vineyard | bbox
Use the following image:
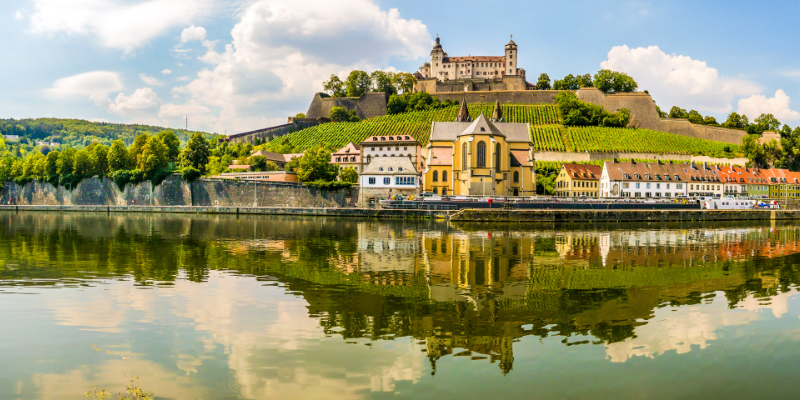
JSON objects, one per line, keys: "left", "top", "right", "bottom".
{"left": 530, "top": 125, "right": 565, "bottom": 151}
{"left": 563, "top": 127, "right": 739, "bottom": 156}
{"left": 264, "top": 103, "right": 559, "bottom": 152}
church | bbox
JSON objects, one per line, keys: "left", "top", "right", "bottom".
{"left": 423, "top": 101, "right": 536, "bottom": 196}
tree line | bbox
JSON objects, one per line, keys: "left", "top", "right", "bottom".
{"left": 533, "top": 70, "right": 638, "bottom": 93}
{"left": 322, "top": 70, "right": 416, "bottom": 98}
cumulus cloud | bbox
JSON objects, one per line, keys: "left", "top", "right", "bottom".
{"left": 25, "top": 0, "right": 213, "bottom": 52}
{"left": 97, "top": 88, "right": 162, "bottom": 115}
{"left": 181, "top": 25, "right": 207, "bottom": 42}
{"left": 600, "top": 45, "right": 762, "bottom": 113}
{"left": 14, "top": 10, "right": 24, "bottom": 20}
{"left": 737, "top": 90, "right": 800, "bottom": 122}
{"left": 139, "top": 73, "right": 164, "bottom": 86}
{"left": 162, "top": 69, "right": 172, "bottom": 75}
{"left": 173, "top": 0, "right": 430, "bottom": 134}
{"left": 46, "top": 70, "right": 124, "bottom": 99}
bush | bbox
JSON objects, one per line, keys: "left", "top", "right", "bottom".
{"left": 181, "top": 166, "right": 201, "bottom": 182}
{"left": 556, "top": 92, "right": 630, "bottom": 128}
{"left": 305, "top": 180, "right": 353, "bottom": 190}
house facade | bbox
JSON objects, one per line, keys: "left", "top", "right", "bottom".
{"left": 359, "top": 157, "right": 420, "bottom": 202}
{"left": 555, "top": 164, "right": 602, "bottom": 197}
{"left": 359, "top": 135, "right": 424, "bottom": 174}
{"left": 330, "top": 142, "right": 362, "bottom": 173}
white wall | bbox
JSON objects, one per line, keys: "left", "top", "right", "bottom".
{"left": 360, "top": 175, "right": 419, "bottom": 189}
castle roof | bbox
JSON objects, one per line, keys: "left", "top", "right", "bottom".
{"left": 432, "top": 36, "right": 443, "bottom": 52}
{"left": 445, "top": 56, "right": 505, "bottom": 63}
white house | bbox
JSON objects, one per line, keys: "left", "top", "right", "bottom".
{"left": 600, "top": 160, "right": 689, "bottom": 198}
{"left": 359, "top": 157, "right": 420, "bottom": 202}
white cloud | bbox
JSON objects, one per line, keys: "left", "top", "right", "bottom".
{"left": 780, "top": 69, "right": 800, "bottom": 77}
{"left": 162, "top": 69, "right": 172, "bottom": 75}
{"left": 181, "top": 25, "right": 207, "bottom": 42}
{"left": 139, "top": 73, "right": 164, "bottom": 86}
{"left": 14, "top": 10, "right": 24, "bottom": 20}
{"left": 600, "top": 45, "right": 762, "bottom": 113}
{"left": 26, "top": 0, "right": 213, "bottom": 52}
{"left": 173, "top": 0, "right": 430, "bottom": 134}
{"left": 737, "top": 89, "right": 800, "bottom": 122}
{"left": 46, "top": 70, "right": 124, "bottom": 99}
{"left": 96, "top": 88, "right": 162, "bottom": 115}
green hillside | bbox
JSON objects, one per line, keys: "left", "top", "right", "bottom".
{"left": 0, "top": 118, "right": 218, "bottom": 149}
{"left": 264, "top": 103, "right": 741, "bottom": 160}
{"left": 265, "top": 103, "right": 559, "bottom": 152}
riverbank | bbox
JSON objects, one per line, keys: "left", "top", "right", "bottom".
{"left": 3, "top": 205, "right": 800, "bottom": 223}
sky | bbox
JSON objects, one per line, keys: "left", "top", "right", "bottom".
{"left": 1, "top": 0, "right": 800, "bottom": 135}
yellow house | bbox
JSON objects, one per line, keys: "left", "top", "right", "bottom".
{"left": 554, "top": 163, "right": 602, "bottom": 197}
{"left": 423, "top": 102, "right": 535, "bottom": 196}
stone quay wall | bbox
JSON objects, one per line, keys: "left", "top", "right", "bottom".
{"left": 224, "top": 119, "right": 324, "bottom": 145}
{"left": 0, "top": 176, "right": 359, "bottom": 208}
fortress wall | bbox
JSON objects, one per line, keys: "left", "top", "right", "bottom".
{"left": 226, "top": 120, "right": 323, "bottom": 145}
{"left": 430, "top": 90, "right": 563, "bottom": 105}
{"left": 533, "top": 151, "right": 747, "bottom": 166}
{"left": 576, "top": 88, "right": 747, "bottom": 145}
{"left": 306, "top": 92, "right": 387, "bottom": 120}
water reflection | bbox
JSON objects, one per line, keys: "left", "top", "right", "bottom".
{"left": 1, "top": 213, "right": 800, "bottom": 399}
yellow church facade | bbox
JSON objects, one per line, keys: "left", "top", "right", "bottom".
{"left": 423, "top": 102, "right": 536, "bottom": 196}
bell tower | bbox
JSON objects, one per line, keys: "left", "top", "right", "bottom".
{"left": 504, "top": 35, "right": 517, "bottom": 76}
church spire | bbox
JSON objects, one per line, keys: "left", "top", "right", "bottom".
{"left": 455, "top": 100, "right": 472, "bottom": 122}
{"left": 490, "top": 100, "right": 504, "bottom": 122}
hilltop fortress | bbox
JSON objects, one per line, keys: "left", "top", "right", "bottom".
{"left": 263, "top": 36, "right": 762, "bottom": 148}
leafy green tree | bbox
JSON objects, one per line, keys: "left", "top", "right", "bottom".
{"left": 668, "top": 106, "right": 688, "bottom": 119}
{"left": 593, "top": 69, "right": 638, "bottom": 93}
{"left": 329, "top": 107, "right": 351, "bottom": 122}
{"left": 45, "top": 150, "right": 59, "bottom": 180}
{"left": 264, "top": 161, "right": 278, "bottom": 171}
{"left": 129, "top": 134, "right": 149, "bottom": 167}
{"left": 90, "top": 144, "right": 109, "bottom": 174}
{"left": 138, "top": 136, "right": 169, "bottom": 172}
{"left": 370, "top": 71, "right": 396, "bottom": 95}
{"left": 553, "top": 74, "right": 575, "bottom": 90}
{"left": 180, "top": 133, "right": 211, "bottom": 174}
{"left": 158, "top": 130, "right": 181, "bottom": 162}
{"left": 296, "top": 147, "right": 338, "bottom": 182}
{"left": 723, "top": 112, "right": 749, "bottom": 129}
{"left": 340, "top": 167, "right": 358, "bottom": 183}
{"left": 322, "top": 75, "right": 346, "bottom": 97}
{"left": 249, "top": 155, "right": 268, "bottom": 171}
{"left": 387, "top": 95, "right": 408, "bottom": 114}
{"left": 687, "top": 110, "right": 704, "bottom": 124}
{"left": 108, "top": 140, "right": 131, "bottom": 172}
{"left": 74, "top": 148, "right": 93, "bottom": 177}
{"left": 391, "top": 72, "right": 416, "bottom": 94}
{"left": 703, "top": 116, "right": 720, "bottom": 126}
{"left": 576, "top": 73, "right": 593, "bottom": 88}
{"left": 294, "top": 113, "right": 306, "bottom": 119}
{"left": 536, "top": 73, "right": 551, "bottom": 90}
{"left": 57, "top": 147, "right": 76, "bottom": 177}
{"left": 346, "top": 70, "right": 371, "bottom": 98}
{"left": 555, "top": 92, "right": 630, "bottom": 128}
{"left": 754, "top": 114, "right": 782, "bottom": 132}
{"left": 284, "top": 156, "right": 301, "bottom": 172}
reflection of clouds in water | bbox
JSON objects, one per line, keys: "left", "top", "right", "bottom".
{"left": 606, "top": 289, "right": 799, "bottom": 363}
{"left": 49, "top": 282, "right": 157, "bottom": 333}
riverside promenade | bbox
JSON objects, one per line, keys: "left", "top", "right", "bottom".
{"left": 2, "top": 205, "right": 800, "bottom": 223}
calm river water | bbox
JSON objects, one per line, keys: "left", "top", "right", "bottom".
{"left": 2, "top": 213, "right": 800, "bottom": 399}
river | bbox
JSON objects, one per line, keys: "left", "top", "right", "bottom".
{"left": 1, "top": 213, "right": 799, "bottom": 399}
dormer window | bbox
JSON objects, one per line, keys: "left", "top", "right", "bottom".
{"left": 389, "top": 137, "right": 394, "bottom": 140}
{"left": 372, "top": 137, "right": 377, "bottom": 141}
{"left": 381, "top": 137, "right": 386, "bottom": 141}
{"left": 398, "top": 167, "right": 403, "bottom": 171}
{"left": 480, "top": 127, "right": 485, "bottom": 132}
{"left": 645, "top": 174, "right": 651, "bottom": 180}
{"left": 635, "top": 174, "right": 641, "bottom": 179}
{"left": 656, "top": 174, "right": 662, "bottom": 180}
{"left": 379, "top": 167, "right": 383, "bottom": 171}
{"left": 388, "top": 167, "right": 393, "bottom": 171}
{"left": 674, "top": 175, "right": 680, "bottom": 181}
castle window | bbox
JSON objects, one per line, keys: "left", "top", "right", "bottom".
{"left": 476, "top": 141, "right": 486, "bottom": 168}
{"left": 442, "top": 171, "right": 447, "bottom": 182}
{"left": 433, "top": 170, "right": 438, "bottom": 182}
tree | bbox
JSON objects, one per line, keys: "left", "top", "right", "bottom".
{"left": 370, "top": 71, "right": 396, "bottom": 95}
{"left": 345, "top": 70, "right": 371, "bottom": 97}
{"left": 180, "top": 133, "right": 210, "bottom": 174}
{"left": 387, "top": 95, "right": 408, "bottom": 114}
{"left": 703, "top": 116, "right": 720, "bottom": 126}
{"left": 329, "top": 107, "right": 351, "bottom": 122}
{"left": 553, "top": 74, "right": 575, "bottom": 90}
{"left": 576, "top": 73, "right": 593, "bottom": 88}
{"left": 249, "top": 155, "right": 268, "bottom": 171}
{"left": 754, "top": 114, "right": 782, "bottom": 132}
{"left": 129, "top": 134, "right": 149, "bottom": 167}
{"left": 593, "top": 69, "right": 638, "bottom": 93}
{"left": 264, "top": 161, "right": 278, "bottom": 171}
{"left": 555, "top": 92, "right": 630, "bottom": 128}
{"left": 73, "top": 148, "right": 93, "bottom": 177}
{"left": 90, "top": 144, "right": 109, "bottom": 175}
{"left": 391, "top": 72, "right": 416, "bottom": 94}
{"left": 158, "top": 130, "right": 181, "bottom": 162}
{"left": 668, "top": 106, "right": 688, "bottom": 119}
{"left": 45, "top": 150, "right": 59, "bottom": 179}
{"left": 296, "top": 147, "right": 338, "bottom": 182}
{"left": 723, "top": 112, "right": 749, "bottom": 129}
{"left": 108, "top": 140, "right": 131, "bottom": 172}
{"left": 340, "top": 167, "right": 358, "bottom": 183}
{"left": 687, "top": 110, "right": 704, "bottom": 124}
{"left": 294, "top": 113, "right": 306, "bottom": 119}
{"left": 322, "top": 75, "right": 346, "bottom": 97}
{"left": 536, "top": 73, "right": 551, "bottom": 90}
{"left": 138, "top": 136, "right": 169, "bottom": 173}
{"left": 57, "top": 147, "right": 76, "bottom": 177}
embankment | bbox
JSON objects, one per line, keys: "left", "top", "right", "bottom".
{"left": 0, "top": 175, "right": 358, "bottom": 208}
{"left": 450, "top": 209, "right": 800, "bottom": 223}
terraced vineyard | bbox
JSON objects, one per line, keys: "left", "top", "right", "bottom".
{"left": 265, "top": 103, "right": 559, "bottom": 151}
{"left": 563, "top": 127, "right": 739, "bottom": 155}
{"left": 531, "top": 125, "right": 565, "bottom": 151}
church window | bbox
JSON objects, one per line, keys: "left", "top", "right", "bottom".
{"left": 514, "top": 171, "right": 519, "bottom": 183}
{"left": 433, "top": 170, "right": 438, "bottom": 182}
{"left": 477, "top": 141, "right": 486, "bottom": 168}
{"left": 495, "top": 143, "right": 501, "bottom": 168}
{"left": 443, "top": 171, "right": 447, "bottom": 182}
{"left": 462, "top": 143, "right": 468, "bottom": 170}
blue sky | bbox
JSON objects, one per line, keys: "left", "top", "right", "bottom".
{"left": 2, "top": 0, "right": 799, "bottom": 135}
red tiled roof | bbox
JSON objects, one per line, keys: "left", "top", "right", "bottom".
{"left": 446, "top": 56, "right": 505, "bottom": 63}
{"left": 563, "top": 163, "right": 601, "bottom": 179}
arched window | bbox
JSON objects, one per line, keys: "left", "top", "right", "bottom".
{"left": 495, "top": 143, "right": 501, "bottom": 168}
{"left": 462, "top": 143, "right": 468, "bottom": 170}
{"left": 476, "top": 141, "right": 486, "bottom": 168}
{"left": 442, "top": 188, "right": 447, "bottom": 195}
{"left": 432, "top": 170, "right": 439, "bottom": 182}
{"left": 513, "top": 171, "right": 519, "bottom": 183}
{"left": 442, "top": 170, "right": 447, "bottom": 182}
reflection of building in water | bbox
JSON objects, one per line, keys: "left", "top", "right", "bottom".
{"left": 353, "top": 224, "right": 421, "bottom": 285}
{"left": 425, "top": 333, "right": 515, "bottom": 375}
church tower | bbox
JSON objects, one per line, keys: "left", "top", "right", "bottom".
{"left": 430, "top": 36, "right": 445, "bottom": 79}
{"left": 504, "top": 35, "right": 518, "bottom": 76}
